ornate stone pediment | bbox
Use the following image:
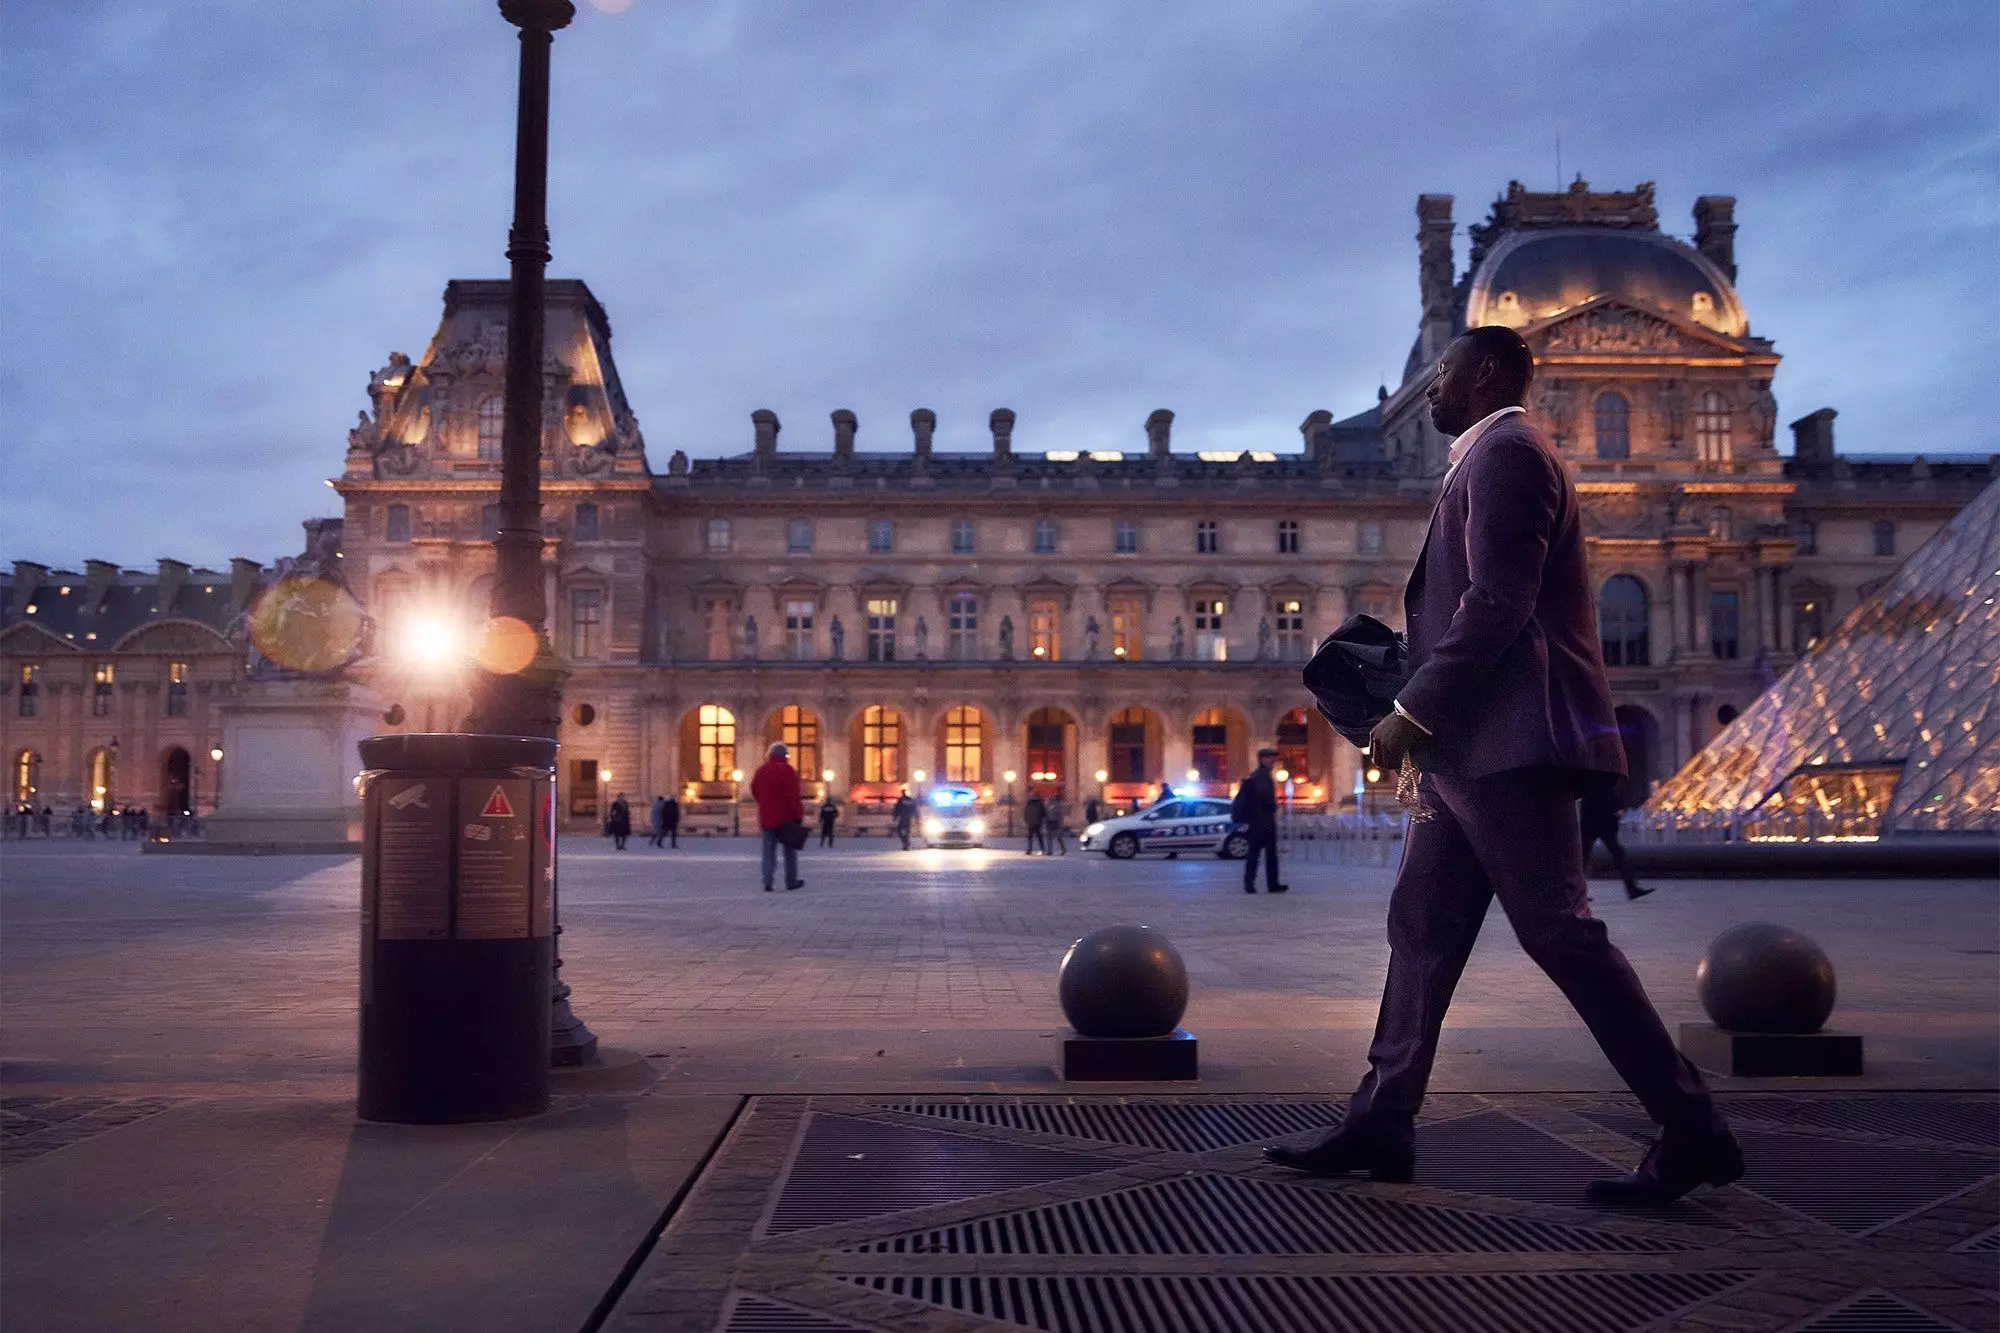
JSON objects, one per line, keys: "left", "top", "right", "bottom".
{"left": 1531, "top": 298, "right": 1743, "bottom": 357}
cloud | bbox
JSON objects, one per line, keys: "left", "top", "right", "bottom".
{"left": 1, "top": 0, "right": 1993, "bottom": 566}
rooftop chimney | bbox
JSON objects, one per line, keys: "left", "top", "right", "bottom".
{"left": 831, "top": 409, "right": 856, "bottom": 464}
{"left": 1299, "top": 409, "right": 1334, "bottom": 461}
{"left": 1145, "top": 409, "right": 1175, "bottom": 459}
{"left": 1790, "top": 407, "right": 1837, "bottom": 466}
{"left": 1693, "top": 196, "right": 1738, "bottom": 282}
{"left": 229, "top": 558, "right": 263, "bottom": 611}
{"left": 10, "top": 561, "right": 47, "bottom": 616}
{"left": 1417, "top": 194, "right": 1456, "bottom": 367}
{"left": 989, "top": 408, "right": 1015, "bottom": 459}
{"left": 751, "top": 409, "right": 780, "bottom": 467}
{"left": 83, "top": 559, "right": 119, "bottom": 614}
{"left": 156, "top": 558, "right": 190, "bottom": 615}
{"left": 910, "top": 408, "right": 935, "bottom": 461}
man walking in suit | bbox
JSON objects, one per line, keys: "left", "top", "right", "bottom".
{"left": 1232, "top": 746, "right": 1289, "bottom": 894}
{"left": 1582, "top": 781, "right": 1651, "bottom": 901}
{"left": 1264, "top": 326, "right": 1740, "bottom": 1204}
{"left": 818, "top": 794, "right": 839, "bottom": 846}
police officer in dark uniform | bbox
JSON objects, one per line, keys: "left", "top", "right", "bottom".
{"left": 1231, "top": 746, "right": 1288, "bottom": 894}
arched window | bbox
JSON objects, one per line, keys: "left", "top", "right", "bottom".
{"left": 1695, "top": 391, "right": 1732, "bottom": 463}
{"left": 12, "top": 749, "right": 35, "bottom": 804}
{"left": 697, "top": 705, "right": 735, "bottom": 783}
{"left": 1598, "top": 575, "right": 1650, "bottom": 667}
{"left": 87, "top": 747, "right": 116, "bottom": 813}
{"left": 1109, "top": 708, "right": 1151, "bottom": 784}
{"left": 1592, "top": 391, "right": 1630, "bottom": 460}
{"left": 861, "top": 706, "right": 902, "bottom": 784}
{"left": 775, "top": 705, "right": 818, "bottom": 780}
{"left": 942, "top": 706, "right": 983, "bottom": 783}
{"left": 476, "top": 396, "right": 505, "bottom": 459}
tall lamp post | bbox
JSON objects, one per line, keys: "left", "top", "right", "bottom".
{"left": 463, "top": 0, "right": 597, "bottom": 1067}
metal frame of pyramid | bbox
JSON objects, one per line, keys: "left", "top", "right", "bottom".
{"left": 1648, "top": 478, "right": 1999, "bottom": 836}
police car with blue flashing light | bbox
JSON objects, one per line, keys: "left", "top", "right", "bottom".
{"left": 1079, "top": 797, "right": 1249, "bottom": 860}
{"left": 921, "top": 784, "right": 988, "bottom": 848}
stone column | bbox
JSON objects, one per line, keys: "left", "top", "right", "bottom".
{"left": 1670, "top": 696, "right": 1693, "bottom": 770}
{"left": 1161, "top": 707, "right": 1194, "bottom": 793}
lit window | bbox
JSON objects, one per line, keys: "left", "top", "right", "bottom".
{"left": 1709, "top": 589, "right": 1740, "bottom": 660}
{"left": 92, "top": 663, "right": 114, "bottom": 717}
{"left": 866, "top": 598, "right": 898, "bottom": 662}
{"left": 861, "top": 705, "right": 902, "bottom": 784}
{"left": 776, "top": 705, "right": 819, "bottom": 779}
{"left": 1872, "top": 520, "right": 1896, "bottom": 557}
{"left": 573, "top": 503, "right": 599, "bottom": 542}
{"left": 868, "top": 519, "right": 895, "bottom": 553}
{"left": 386, "top": 504, "right": 411, "bottom": 543}
{"left": 950, "top": 519, "right": 976, "bottom": 554}
{"left": 1274, "top": 599, "right": 1306, "bottom": 660}
{"left": 787, "top": 518, "right": 813, "bottom": 553}
{"left": 1195, "top": 519, "right": 1219, "bottom": 554}
{"left": 1709, "top": 507, "right": 1733, "bottom": 541}
{"left": 1191, "top": 707, "right": 1230, "bottom": 782}
{"left": 1358, "top": 521, "right": 1383, "bottom": 555}
{"left": 481, "top": 504, "right": 500, "bottom": 541}
{"left": 568, "top": 588, "right": 604, "bottom": 659}
{"left": 947, "top": 592, "right": 978, "bottom": 660}
{"left": 1593, "top": 391, "right": 1630, "bottom": 460}
{"left": 784, "top": 599, "right": 815, "bottom": 659}
{"left": 943, "top": 705, "right": 983, "bottom": 783}
{"left": 697, "top": 705, "right": 736, "bottom": 782}
{"left": 17, "top": 665, "right": 39, "bottom": 718}
{"left": 1110, "top": 598, "right": 1143, "bottom": 660}
{"left": 1029, "top": 600, "right": 1060, "bottom": 660}
{"left": 705, "top": 518, "right": 732, "bottom": 553}
{"left": 1599, "top": 575, "right": 1649, "bottom": 666}
{"left": 1114, "top": 520, "right": 1139, "bottom": 554}
{"left": 1276, "top": 708, "right": 1311, "bottom": 782}
{"left": 477, "top": 396, "right": 505, "bottom": 459}
{"left": 1033, "top": 518, "right": 1058, "bottom": 554}
{"left": 702, "top": 598, "right": 731, "bottom": 661}
{"left": 1109, "top": 708, "right": 1149, "bottom": 783}
{"left": 1194, "top": 599, "right": 1227, "bottom": 661}
{"left": 1277, "top": 519, "right": 1300, "bottom": 554}
{"left": 1695, "top": 391, "right": 1732, "bottom": 463}
{"left": 166, "top": 662, "right": 189, "bottom": 716}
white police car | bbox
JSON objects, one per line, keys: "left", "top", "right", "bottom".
{"left": 921, "top": 784, "right": 988, "bottom": 848}
{"left": 1080, "top": 797, "right": 1249, "bottom": 860}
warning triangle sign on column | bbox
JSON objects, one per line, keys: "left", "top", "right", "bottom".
{"left": 480, "top": 786, "right": 516, "bottom": 818}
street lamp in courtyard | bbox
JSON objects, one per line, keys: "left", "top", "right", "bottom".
{"left": 1002, "top": 769, "right": 1018, "bottom": 836}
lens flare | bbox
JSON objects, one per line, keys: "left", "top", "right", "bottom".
{"left": 249, "top": 577, "right": 366, "bottom": 674}
{"left": 474, "top": 616, "right": 539, "bottom": 674}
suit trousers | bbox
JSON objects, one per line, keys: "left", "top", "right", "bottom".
{"left": 1243, "top": 829, "right": 1280, "bottom": 889}
{"left": 1345, "top": 767, "right": 1717, "bottom": 1146}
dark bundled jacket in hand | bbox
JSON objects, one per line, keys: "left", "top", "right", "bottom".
{"left": 1303, "top": 613, "right": 1408, "bottom": 748}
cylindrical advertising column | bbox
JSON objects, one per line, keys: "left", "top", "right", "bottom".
{"left": 356, "top": 734, "right": 556, "bottom": 1123}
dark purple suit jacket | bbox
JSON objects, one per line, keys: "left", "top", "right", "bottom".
{"left": 1397, "top": 413, "right": 1626, "bottom": 782}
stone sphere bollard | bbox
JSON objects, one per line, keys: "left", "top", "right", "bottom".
{"left": 1696, "top": 921, "right": 1837, "bottom": 1034}
{"left": 1059, "top": 925, "right": 1189, "bottom": 1039}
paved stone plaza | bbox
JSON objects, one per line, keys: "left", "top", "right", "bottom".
{"left": 2, "top": 838, "right": 1995, "bottom": 1331}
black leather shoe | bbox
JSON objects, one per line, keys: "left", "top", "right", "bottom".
{"left": 787, "top": 880, "right": 804, "bottom": 891}
{"left": 1270, "top": 883, "right": 1290, "bottom": 893}
{"left": 1586, "top": 1125, "right": 1743, "bottom": 1204}
{"left": 1625, "top": 884, "right": 1655, "bottom": 901}
{"left": 1262, "top": 1128, "right": 1414, "bottom": 1183}
{"left": 1243, "top": 884, "right": 1257, "bottom": 894}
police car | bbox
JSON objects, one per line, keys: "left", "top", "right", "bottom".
{"left": 921, "top": 784, "right": 988, "bottom": 848}
{"left": 1080, "top": 797, "right": 1249, "bottom": 860}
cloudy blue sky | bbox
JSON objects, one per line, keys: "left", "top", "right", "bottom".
{"left": 3, "top": 1, "right": 1994, "bottom": 569}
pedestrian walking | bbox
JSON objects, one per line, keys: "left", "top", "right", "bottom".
{"left": 1582, "top": 782, "right": 1652, "bottom": 901}
{"left": 818, "top": 795, "right": 839, "bottom": 846}
{"left": 891, "top": 789, "right": 915, "bottom": 850}
{"left": 1022, "top": 792, "right": 1047, "bottom": 854}
{"left": 1154, "top": 783, "right": 1175, "bottom": 807}
{"left": 752, "top": 743, "right": 806, "bottom": 891}
{"left": 1232, "top": 747, "right": 1288, "bottom": 894}
{"left": 648, "top": 795, "right": 668, "bottom": 848}
{"left": 1045, "top": 795, "right": 1069, "bottom": 855}
{"left": 606, "top": 792, "right": 632, "bottom": 850}
{"left": 661, "top": 794, "right": 680, "bottom": 848}
{"left": 1262, "top": 326, "right": 1738, "bottom": 1203}
{"left": 1083, "top": 796, "right": 1100, "bottom": 827}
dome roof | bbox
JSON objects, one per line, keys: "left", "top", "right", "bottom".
{"left": 1465, "top": 227, "right": 1746, "bottom": 338}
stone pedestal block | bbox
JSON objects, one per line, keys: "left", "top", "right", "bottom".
{"left": 1680, "top": 1022, "right": 1864, "bottom": 1077}
{"left": 1058, "top": 1028, "right": 1198, "bottom": 1081}
{"left": 198, "top": 678, "right": 379, "bottom": 853}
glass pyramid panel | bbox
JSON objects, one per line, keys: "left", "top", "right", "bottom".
{"left": 1649, "top": 478, "right": 2000, "bottom": 835}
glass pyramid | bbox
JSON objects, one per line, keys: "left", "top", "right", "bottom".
{"left": 1649, "top": 478, "right": 1999, "bottom": 837}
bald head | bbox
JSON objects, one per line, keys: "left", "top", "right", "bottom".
{"left": 1426, "top": 325, "right": 1536, "bottom": 435}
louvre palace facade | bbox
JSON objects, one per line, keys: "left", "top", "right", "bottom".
{"left": 5, "top": 180, "right": 1992, "bottom": 827}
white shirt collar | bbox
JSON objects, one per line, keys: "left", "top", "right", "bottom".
{"left": 1445, "top": 404, "right": 1526, "bottom": 474}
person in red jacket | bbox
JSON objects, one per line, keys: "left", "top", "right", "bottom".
{"left": 750, "top": 741, "right": 805, "bottom": 892}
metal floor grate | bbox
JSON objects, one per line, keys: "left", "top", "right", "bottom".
{"left": 721, "top": 1294, "right": 879, "bottom": 1332}
{"left": 1949, "top": 1224, "right": 2000, "bottom": 1252}
{"left": 1725, "top": 1097, "right": 1999, "bottom": 1146}
{"left": 1410, "top": 1110, "right": 1710, "bottom": 1216}
{"left": 836, "top": 1270, "right": 1754, "bottom": 1333}
{"left": 874, "top": 1100, "right": 1345, "bottom": 1153}
{"left": 844, "top": 1171, "right": 1693, "bottom": 1257}
{"left": 1581, "top": 1112, "right": 1998, "bottom": 1233}
{"left": 0, "top": 1095, "right": 181, "bottom": 1166}
{"left": 765, "top": 1113, "right": 1125, "bottom": 1235}
{"left": 1792, "top": 1291, "right": 1970, "bottom": 1331}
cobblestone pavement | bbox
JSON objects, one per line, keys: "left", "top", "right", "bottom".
{"left": 2, "top": 837, "right": 1996, "bottom": 1094}
{"left": 609, "top": 1091, "right": 2000, "bottom": 1333}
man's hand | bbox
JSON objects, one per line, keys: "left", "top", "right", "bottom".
{"left": 1367, "top": 710, "right": 1425, "bottom": 772}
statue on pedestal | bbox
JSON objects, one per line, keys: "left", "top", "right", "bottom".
{"left": 1169, "top": 616, "right": 1186, "bottom": 660}
{"left": 915, "top": 616, "right": 930, "bottom": 660}
{"left": 1084, "top": 615, "right": 1101, "bottom": 659}
{"left": 828, "top": 616, "right": 845, "bottom": 660}
{"left": 1257, "top": 617, "right": 1273, "bottom": 660}
{"left": 998, "top": 615, "right": 1015, "bottom": 660}
{"left": 742, "top": 615, "right": 759, "bottom": 660}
